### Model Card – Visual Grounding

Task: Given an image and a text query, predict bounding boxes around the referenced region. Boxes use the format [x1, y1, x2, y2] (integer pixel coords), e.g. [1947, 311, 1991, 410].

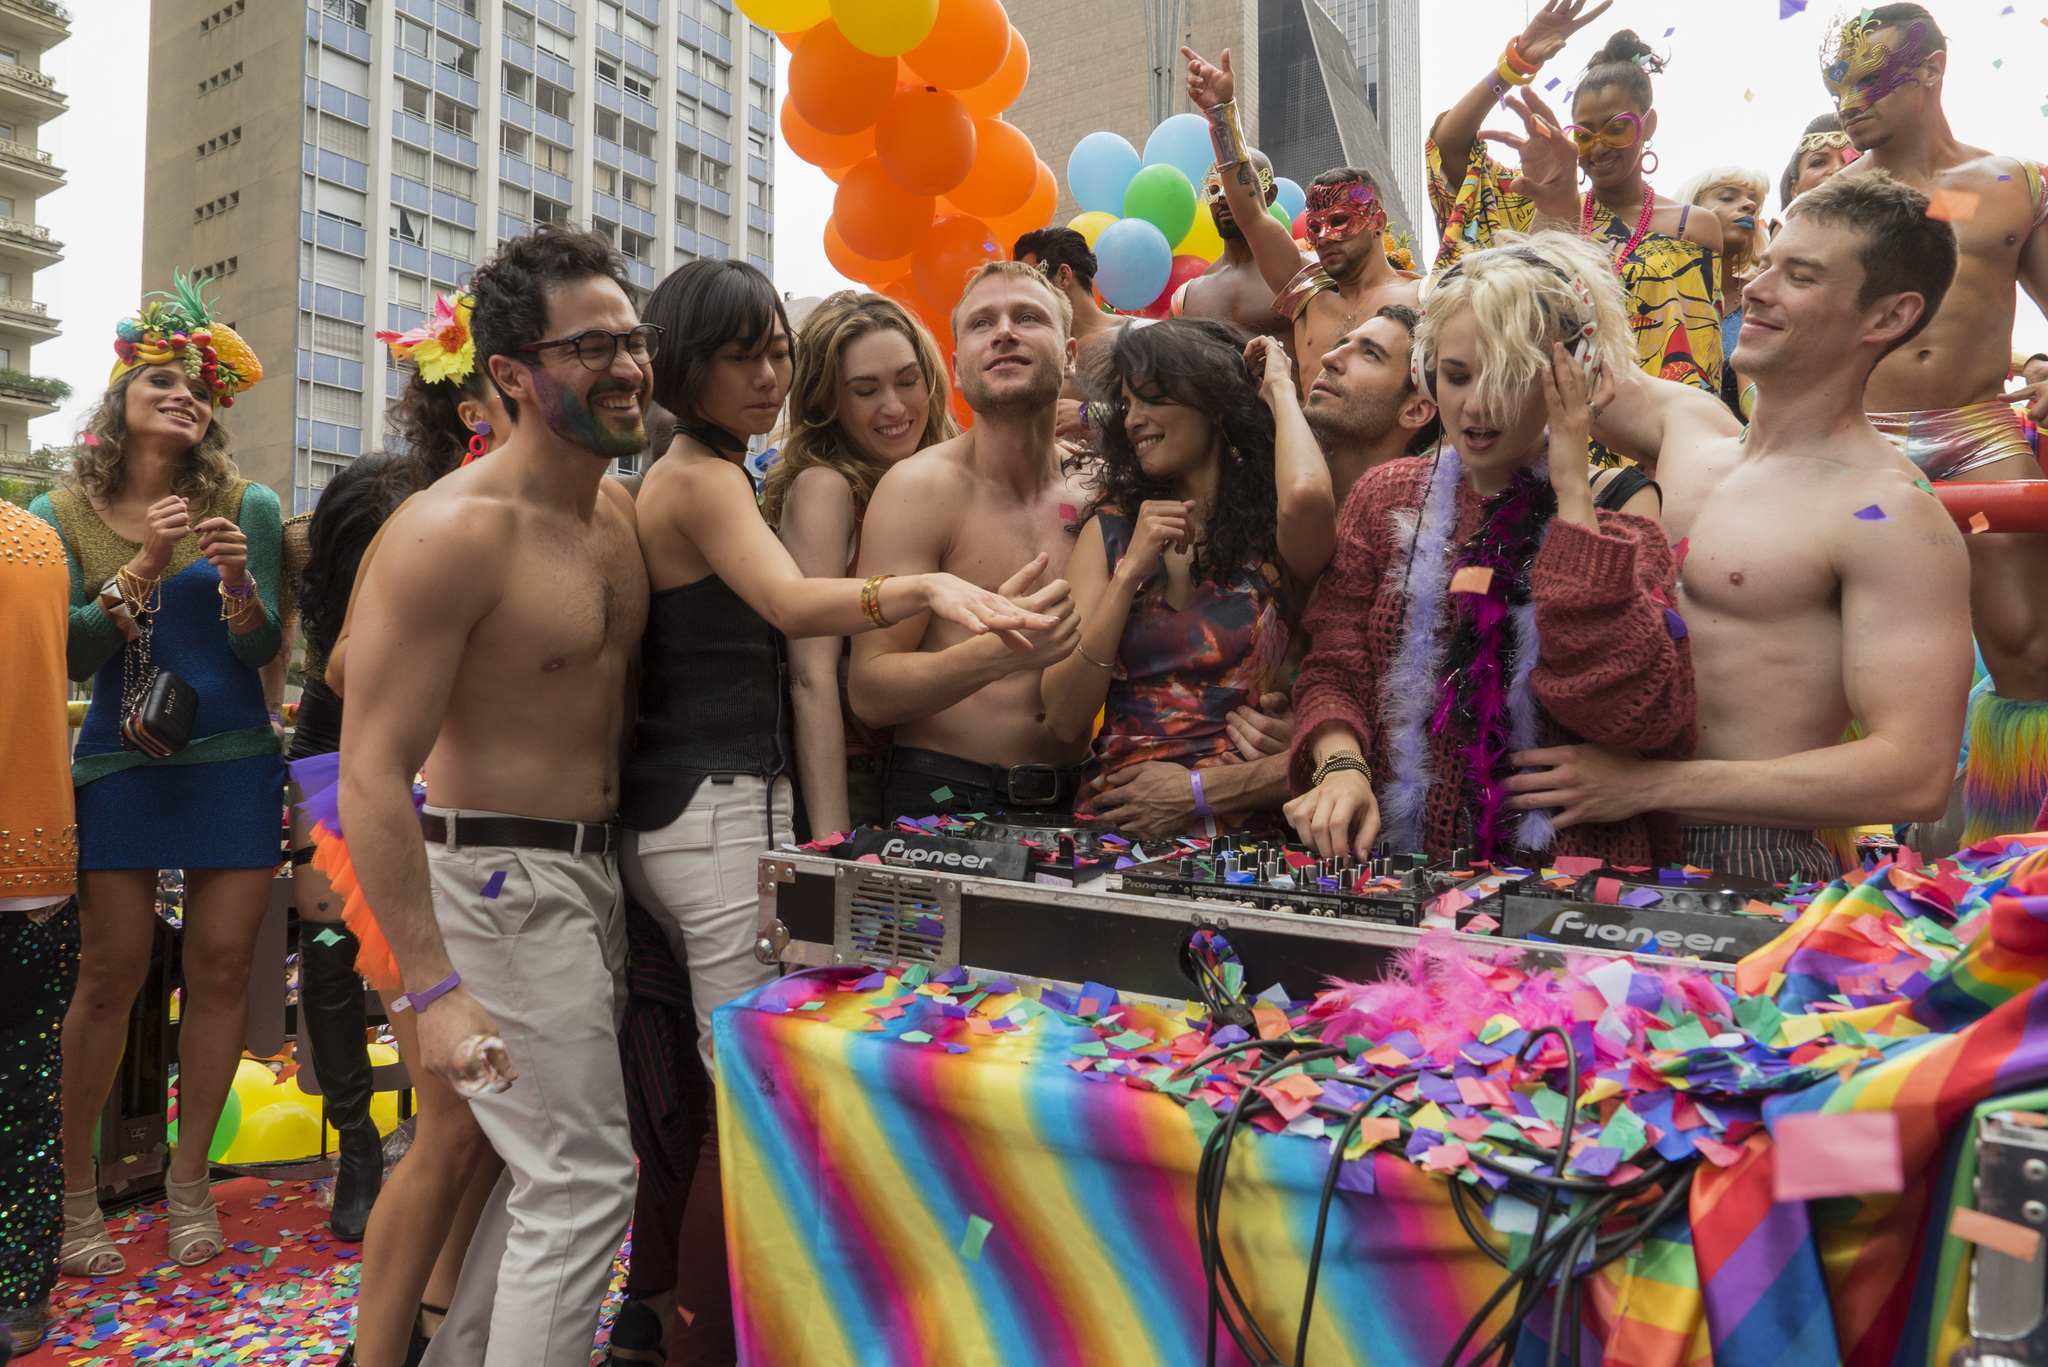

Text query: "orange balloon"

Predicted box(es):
[944, 118, 1036, 219]
[904, 0, 1012, 90]
[948, 381, 974, 430]
[984, 160, 1058, 248]
[790, 21, 896, 135]
[913, 214, 1006, 314]
[777, 26, 810, 51]
[954, 28, 1028, 118]
[875, 87, 976, 196]
[824, 218, 913, 288]
[882, 273, 951, 341]
[780, 94, 877, 169]
[897, 58, 918, 87]
[822, 163, 853, 183]
[835, 158, 938, 260]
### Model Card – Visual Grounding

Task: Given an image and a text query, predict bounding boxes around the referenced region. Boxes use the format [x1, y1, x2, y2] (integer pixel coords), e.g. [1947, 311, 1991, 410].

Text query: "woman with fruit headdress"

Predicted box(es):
[30, 274, 278, 1275]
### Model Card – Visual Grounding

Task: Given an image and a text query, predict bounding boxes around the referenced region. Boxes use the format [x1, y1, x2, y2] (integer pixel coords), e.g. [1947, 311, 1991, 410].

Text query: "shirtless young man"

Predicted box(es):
[849, 261, 1089, 820]
[1504, 172, 1973, 883]
[1825, 3, 2048, 844]
[1181, 47, 1420, 391]
[337, 226, 650, 1366]
[1172, 149, 1290, 342]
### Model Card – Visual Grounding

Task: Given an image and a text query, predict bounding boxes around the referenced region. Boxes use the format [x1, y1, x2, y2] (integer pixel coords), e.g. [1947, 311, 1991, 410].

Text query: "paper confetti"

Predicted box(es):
[1774, 1111, 1904, 1200]
[480, 870, 506, 898]
[311, 927, 345, 947]
[1744, 88, 1755, 102]
[1925, 188, 1981, 222]
[1780, 0, 1807, 14]
[929, 786, 954, 803]
[960, 1213, 995, 1260]
[1544, 77, 1561, 91]
[1970, 511, 1992, 534]
[1448, 565, 1495, 595]
[1994, 58, 2005, 68]
[1853, 504, 1894, 522]
[1952, 1204, 2043, 1261]
[1057, 503, 1078, 522]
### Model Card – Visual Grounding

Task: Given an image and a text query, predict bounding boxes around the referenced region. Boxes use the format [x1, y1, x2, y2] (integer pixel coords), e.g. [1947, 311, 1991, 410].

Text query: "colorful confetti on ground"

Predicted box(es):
[24, 1177, 632, 1365]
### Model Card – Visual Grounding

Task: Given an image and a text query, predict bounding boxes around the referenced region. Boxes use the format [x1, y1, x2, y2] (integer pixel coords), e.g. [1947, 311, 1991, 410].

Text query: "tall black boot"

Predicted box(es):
[299, 924, 382, 1241]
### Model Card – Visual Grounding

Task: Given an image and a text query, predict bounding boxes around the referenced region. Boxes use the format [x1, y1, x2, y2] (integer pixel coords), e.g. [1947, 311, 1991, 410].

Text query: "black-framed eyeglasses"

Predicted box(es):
[517, 324, 663, 371]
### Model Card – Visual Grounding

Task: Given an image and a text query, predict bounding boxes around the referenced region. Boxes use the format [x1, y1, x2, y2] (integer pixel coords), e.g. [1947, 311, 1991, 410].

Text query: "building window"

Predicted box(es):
[504, 7, 534, 43]
[397, 17, 430, 57]
[195, 125, 243, 159]
[676, 44, 696, 75]
[595, 108, 620, 143]
[193, 191, 240, 222]
[319, 0, 365, 30]
[623, 13, 658, 47]
[623, 68, 655, 100]
[591, 217, 620, 248]
[189, 257, 238, 282]
[501, 184, 532, 218]
[675, 144, 697, 178]
[391, 270, 427, 309]
[317, 112, 369, 160]
[702, 58, 729, 91]
[674, 197, 697, 228]
[593, 164, 619, 196]
[596, 55, 620, 87]
[746, 178, 771, 211]
[434, 96, 475, 137]
[747, 226, 767, 256]
[311, 384, 360, 425]
[437, 34, 478, 78]
[702, 158, 729, 191]
[700, 207, 728, 238]
[750, 80, 773, 114]
[675, 98, 696, 128]
[703, 5, 730, 37]
[749, 26, 773, 59]
[746, 132, 766, 160]
[621, 228, 654, 264]
[501, 125, 531, 160]
[534, 81, 572, 120]
[623, 121, 657, 158]
[622, 175, 654, 210]
[312, 316, 363, 357]
[392, 209, 426, 245]
[431, 221, 476, 260]
[398, 81, 429, 119]
[536, 140, 572, 176]
[534, 195, 569, 224]
[198, 62, 244, 95]
[701, 105, 730, 138]
[396, 143, 429, 183]
[536, 23, 572, 60]
[502, 66, 533, 103]
[200, 1, 248, 32]
[433, 158, 476, 199]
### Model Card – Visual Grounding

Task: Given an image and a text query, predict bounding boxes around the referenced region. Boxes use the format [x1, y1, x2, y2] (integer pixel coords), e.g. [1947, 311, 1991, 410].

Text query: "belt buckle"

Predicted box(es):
[1005, 764, 1060, 807]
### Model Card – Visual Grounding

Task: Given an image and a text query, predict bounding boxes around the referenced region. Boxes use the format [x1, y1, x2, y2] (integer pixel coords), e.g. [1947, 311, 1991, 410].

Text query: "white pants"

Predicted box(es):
[622, 774, 793, 1077]
[416, 809, 635, 1367]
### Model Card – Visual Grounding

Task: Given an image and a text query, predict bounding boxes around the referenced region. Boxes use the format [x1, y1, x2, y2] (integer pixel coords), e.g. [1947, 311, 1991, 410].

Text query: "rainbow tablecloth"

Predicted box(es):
[714, 967, 1523, 1367]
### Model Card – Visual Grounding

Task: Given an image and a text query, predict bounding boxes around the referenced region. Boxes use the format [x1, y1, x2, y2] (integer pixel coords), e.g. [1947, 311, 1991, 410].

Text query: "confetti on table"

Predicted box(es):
[479, 870, 505, 898]
[902, 1029, 934, 1044]
[1970, 511, 1992, 534]
[1925, 188, 1981, 222]
[928, 785, 954, 803]
[960, 1213, 994, 1261]
[1853, 504, 1894, 521]
[1448, 565, 1494, 595]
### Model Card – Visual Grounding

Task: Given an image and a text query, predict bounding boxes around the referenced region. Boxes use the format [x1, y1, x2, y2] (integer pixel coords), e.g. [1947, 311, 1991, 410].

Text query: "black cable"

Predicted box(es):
[1294, 1070, 1418, 1367]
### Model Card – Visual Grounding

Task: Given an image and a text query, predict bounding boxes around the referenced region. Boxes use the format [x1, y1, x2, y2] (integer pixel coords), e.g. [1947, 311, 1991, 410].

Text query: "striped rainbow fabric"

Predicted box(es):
[714, 967, 1711, 1367]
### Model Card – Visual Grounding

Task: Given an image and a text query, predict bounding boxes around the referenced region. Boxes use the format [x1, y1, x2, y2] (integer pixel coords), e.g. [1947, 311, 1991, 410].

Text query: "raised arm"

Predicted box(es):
[777, 467, 860, 837]
[337, 499, 515, 1095]
[652, 456, 1039, 642]
[1181, 47, 1309, 296]
[847, 463, 1077, 729]
[1250, 335, 1337, 582]
[1431, 0, 1612, 183]
[1587, 357, 1740, 467]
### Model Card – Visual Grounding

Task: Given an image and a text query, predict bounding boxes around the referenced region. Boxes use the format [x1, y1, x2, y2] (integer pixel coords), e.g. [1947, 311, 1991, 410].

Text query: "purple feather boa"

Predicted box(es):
[1379, 449, 1559, 859]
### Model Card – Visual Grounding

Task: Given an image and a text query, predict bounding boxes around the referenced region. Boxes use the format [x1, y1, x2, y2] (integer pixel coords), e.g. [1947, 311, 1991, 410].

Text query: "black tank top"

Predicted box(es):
[619, 573, 791, 830]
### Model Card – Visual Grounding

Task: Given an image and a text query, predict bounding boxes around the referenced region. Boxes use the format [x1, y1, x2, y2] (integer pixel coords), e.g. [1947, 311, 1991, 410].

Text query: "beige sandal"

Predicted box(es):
[165, 1174, 222, 1266]
[59, 1186, 125, 1277]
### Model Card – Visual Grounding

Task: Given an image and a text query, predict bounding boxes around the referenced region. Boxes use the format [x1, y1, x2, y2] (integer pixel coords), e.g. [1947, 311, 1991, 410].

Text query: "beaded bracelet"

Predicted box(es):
[1312, 751, 1373, 787]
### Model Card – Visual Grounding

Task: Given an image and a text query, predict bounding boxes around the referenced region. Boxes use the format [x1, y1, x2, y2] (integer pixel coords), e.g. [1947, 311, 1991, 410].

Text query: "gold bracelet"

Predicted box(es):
[860, 573, 894, 630]
[117, 566, 164, 618]
[1313, 751, 1372, 787]
[218, 579, 259, 621]
[1204, 98, 1249, 168]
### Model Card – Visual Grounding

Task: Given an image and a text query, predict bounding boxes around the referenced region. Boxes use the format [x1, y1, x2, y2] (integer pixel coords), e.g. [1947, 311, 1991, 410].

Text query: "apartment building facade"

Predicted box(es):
[146, 0, 776, 508]
[0, 0, 67, 473]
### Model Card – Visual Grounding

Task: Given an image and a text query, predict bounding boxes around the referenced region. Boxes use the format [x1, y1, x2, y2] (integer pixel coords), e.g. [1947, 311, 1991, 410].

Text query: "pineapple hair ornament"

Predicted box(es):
[109, 272, 264, 406]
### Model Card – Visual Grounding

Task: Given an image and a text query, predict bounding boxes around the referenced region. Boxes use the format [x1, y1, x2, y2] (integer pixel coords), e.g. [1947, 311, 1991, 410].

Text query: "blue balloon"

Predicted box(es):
[1142, 113, 1215, 189]
[1274, 177, 1306, 222]
[1093, 217, 1174, 311]
[1067, 131, 1142, 217]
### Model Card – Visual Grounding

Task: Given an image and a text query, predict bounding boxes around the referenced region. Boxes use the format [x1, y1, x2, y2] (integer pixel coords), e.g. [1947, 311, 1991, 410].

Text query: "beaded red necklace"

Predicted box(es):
[1581, 185, 1658, 276]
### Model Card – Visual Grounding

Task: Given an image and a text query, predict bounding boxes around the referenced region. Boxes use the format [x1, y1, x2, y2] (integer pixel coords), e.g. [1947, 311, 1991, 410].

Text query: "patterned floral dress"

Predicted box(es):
[1425, 141, 1724, 395]
[1080, 512, 1292, 834]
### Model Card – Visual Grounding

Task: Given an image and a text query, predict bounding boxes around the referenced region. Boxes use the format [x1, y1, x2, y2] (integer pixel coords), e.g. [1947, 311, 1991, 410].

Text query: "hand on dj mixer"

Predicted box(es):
[1078, 760, 1203, 839]
[1283, 765, 1381, 858]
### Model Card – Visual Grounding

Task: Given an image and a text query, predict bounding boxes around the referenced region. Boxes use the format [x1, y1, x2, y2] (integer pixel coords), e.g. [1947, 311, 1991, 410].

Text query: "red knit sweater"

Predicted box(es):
[1287, 457, 1697, 866]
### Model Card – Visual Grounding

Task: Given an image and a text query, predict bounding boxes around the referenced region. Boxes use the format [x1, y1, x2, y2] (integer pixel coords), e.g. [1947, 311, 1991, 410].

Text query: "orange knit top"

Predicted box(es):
[0, 498, 77, 900]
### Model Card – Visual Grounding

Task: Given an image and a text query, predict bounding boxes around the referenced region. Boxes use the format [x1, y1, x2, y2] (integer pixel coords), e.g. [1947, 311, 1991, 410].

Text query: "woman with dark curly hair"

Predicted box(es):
[32, 276, 278, 1275]
[1043, 317, 1337, 836]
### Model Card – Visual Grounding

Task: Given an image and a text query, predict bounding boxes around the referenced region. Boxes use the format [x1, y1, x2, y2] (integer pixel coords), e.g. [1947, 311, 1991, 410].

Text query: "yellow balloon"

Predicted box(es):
[830, 0, 938, 57]
[371, 1090, 401, 1135]
[219, 1101, 323, 1165]
[233, 1058, 289, 1115]
[366, 1042, 400, 1068]
[1175, 203, 1225, 263]
[736, 0, 829, 30]
[1068, 211, 1118, 248]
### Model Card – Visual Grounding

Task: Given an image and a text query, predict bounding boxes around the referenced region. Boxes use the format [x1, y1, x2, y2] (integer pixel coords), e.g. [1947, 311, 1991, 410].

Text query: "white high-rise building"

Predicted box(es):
[145, 0, 777, 510]
[1313, 0, 1426, 242]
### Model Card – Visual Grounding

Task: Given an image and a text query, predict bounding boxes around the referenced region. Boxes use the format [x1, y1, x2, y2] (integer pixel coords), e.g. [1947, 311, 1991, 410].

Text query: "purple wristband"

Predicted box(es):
[1189, 768, 1215, 819]
[391, 970, 461, 1014]
[222, 578, 256, 599]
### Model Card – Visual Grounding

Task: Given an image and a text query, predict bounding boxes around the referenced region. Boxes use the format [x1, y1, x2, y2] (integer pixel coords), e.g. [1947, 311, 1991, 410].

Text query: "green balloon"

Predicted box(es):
[168, 1087, 244, 1163]
[1122, 164, 1197, 250]
[1272, 203, 1296, 234]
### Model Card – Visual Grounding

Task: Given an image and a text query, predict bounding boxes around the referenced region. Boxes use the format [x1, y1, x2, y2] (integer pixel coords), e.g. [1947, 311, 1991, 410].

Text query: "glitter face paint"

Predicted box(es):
[1822, 16, 1930, 116]
[528, 365, 648, 459]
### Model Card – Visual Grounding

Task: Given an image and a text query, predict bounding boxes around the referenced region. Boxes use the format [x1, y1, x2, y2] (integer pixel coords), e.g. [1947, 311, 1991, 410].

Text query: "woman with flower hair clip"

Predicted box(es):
[1283, 232, 1695, 867]
[290, 294, 514, 1367]
[33, 274, 278, 1275]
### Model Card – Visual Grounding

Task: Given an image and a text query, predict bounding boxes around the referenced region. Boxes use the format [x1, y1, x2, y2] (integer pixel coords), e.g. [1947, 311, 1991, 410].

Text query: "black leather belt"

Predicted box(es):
[420, 811, 619, 857]
[888, 746, 1084, 808]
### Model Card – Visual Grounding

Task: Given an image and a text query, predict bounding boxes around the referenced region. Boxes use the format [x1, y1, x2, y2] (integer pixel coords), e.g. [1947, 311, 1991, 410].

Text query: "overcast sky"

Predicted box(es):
[28, 0, 2048, 449]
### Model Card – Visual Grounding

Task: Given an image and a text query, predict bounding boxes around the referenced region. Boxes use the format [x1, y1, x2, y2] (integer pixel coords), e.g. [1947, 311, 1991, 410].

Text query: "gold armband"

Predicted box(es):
[1205, 98, 1248, 169]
